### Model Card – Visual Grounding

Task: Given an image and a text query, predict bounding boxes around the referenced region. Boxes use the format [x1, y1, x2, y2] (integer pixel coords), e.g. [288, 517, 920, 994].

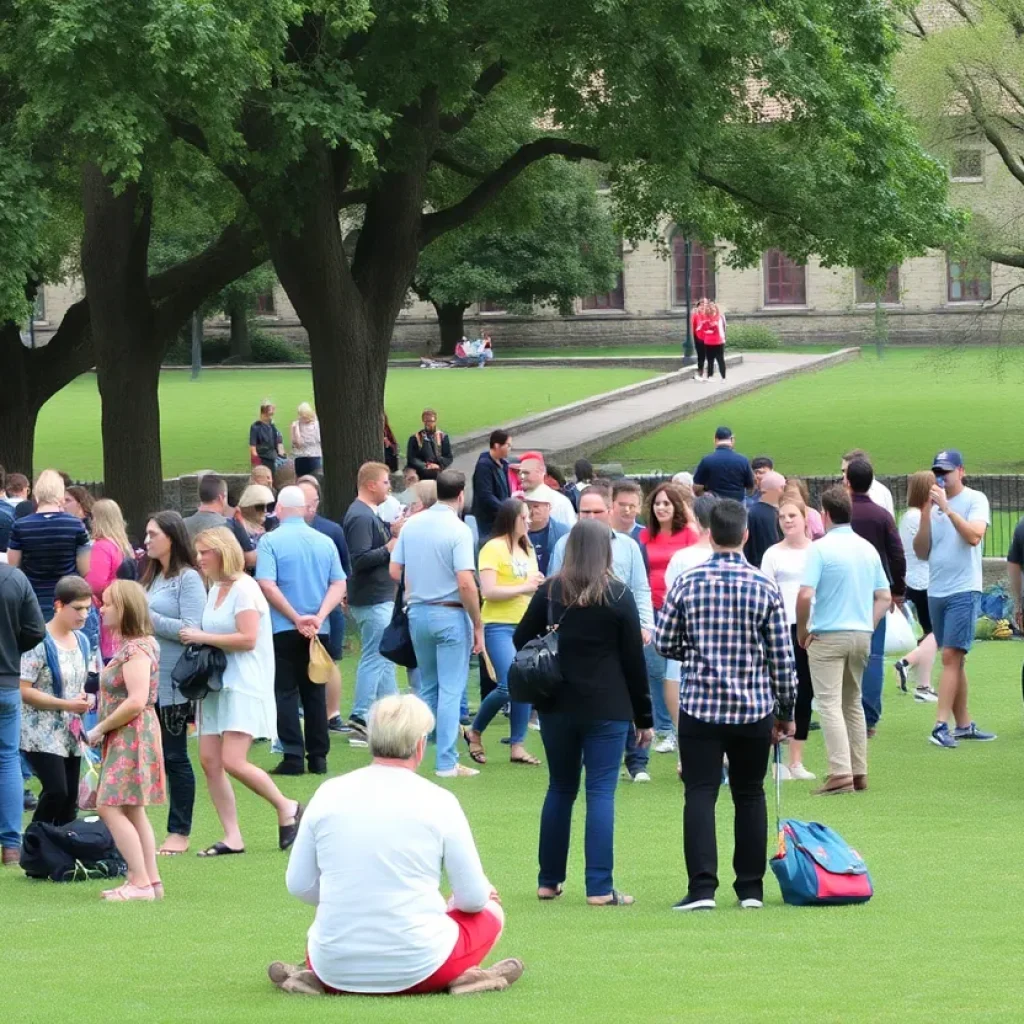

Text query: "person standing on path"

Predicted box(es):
[471, 431, 513, 544]
[407, 409, 454, 481]
[796, 487, 890, 795]
[257, 486, 347, 776]
[743, 471, 785, 569]
[250, 401, 285, 471]
[343, 463, 401, 745]
[693, 428, 755, 504]
[846, 458, 906, 736]
[698, 301, 727, 382]
[655, 500, 796, 911]
[913, 450, 995, 748]
[390, 471, 483, 778]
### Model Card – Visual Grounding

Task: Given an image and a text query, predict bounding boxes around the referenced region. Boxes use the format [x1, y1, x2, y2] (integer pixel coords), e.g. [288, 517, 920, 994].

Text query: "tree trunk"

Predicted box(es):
[435, 302, 468, 356]
[228, 293, 252, 360]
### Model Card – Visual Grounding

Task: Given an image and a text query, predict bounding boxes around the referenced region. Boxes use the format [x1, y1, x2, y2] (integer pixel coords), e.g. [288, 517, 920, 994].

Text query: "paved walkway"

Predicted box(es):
[451, 348, 859, 475]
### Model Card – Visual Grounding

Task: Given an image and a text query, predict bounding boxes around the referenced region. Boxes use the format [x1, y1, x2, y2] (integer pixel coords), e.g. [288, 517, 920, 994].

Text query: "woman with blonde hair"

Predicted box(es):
[236, 484, 275, 541]
[85, 498, 137, 662]
[180, 528, 301, 856]
[85, 580, 164, 901]
[291, 402, 323, 478]
[698, 301, 727, 382]
[784, 478, 824, 540]
[893, 471, 939, 703]
[7, 469, 90, 618]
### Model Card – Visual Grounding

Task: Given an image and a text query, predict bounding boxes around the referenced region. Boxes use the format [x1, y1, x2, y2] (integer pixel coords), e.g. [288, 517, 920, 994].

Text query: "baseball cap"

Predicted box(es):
[523, 484, 558, 505]
[714, 426, 733, 441]
[931, 450, 964, 472]
[276, 485, 307, 509]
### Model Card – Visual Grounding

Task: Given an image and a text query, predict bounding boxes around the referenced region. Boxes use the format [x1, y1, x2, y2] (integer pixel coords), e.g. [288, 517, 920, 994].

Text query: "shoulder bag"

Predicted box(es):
[508, 588, 574, 705]
[171, 643, 226, 702]
[380, 577, 417, 669]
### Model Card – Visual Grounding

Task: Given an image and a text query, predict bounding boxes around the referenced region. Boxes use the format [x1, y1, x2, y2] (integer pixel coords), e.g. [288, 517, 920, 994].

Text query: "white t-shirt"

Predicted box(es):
[899, 508, 929, 591]
[868, 479, 895, 518]
[286, 764, 492, 993]
[664, 543, 713, 591]
[376, 495, 404, 524]
[927, 486, 990, 598]
[202, 574, 276, 702]
[549, 491, 577, 530]
[759, 542, 812, 625]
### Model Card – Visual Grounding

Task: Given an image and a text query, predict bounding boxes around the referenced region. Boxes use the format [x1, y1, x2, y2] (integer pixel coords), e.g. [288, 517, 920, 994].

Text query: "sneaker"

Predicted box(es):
[328, 715, 351, 734]
[914, 686, 939, 703]
[348, 736, 369, 748]
[893, 659, 909, 693]
[929, 723, 958, 748]
[528, 718, 541, 732]
[347, 716, 368, 739]
[773, 762, 792, 781]
[629, 771, 651, 783]
[739, 898, 764, 910]
[673, 896, 716, 911]
[655, 734, 677, 754]
[435, 765, 480, 778]
[788, 763, 816, 781]
[952, 722, 997, 742]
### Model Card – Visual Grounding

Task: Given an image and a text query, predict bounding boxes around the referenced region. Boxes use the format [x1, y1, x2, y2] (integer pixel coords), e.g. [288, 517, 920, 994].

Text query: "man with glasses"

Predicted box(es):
[913, 450, 996, 748]
[183, 473, 257, 571]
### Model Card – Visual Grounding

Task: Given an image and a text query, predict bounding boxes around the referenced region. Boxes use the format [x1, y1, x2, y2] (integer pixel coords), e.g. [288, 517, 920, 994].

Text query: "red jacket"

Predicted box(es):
[691, 311, 725, 346]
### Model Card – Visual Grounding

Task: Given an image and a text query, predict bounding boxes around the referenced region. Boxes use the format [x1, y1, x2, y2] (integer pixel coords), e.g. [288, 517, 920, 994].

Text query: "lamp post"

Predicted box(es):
[682, 235, 695, 364]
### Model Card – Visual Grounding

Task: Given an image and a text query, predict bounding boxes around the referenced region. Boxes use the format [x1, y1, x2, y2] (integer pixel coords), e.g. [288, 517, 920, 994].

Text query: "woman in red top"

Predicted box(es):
[639, 483, 698, 751]
[690, 298, 710, 381]
[699, 301, 727, 382]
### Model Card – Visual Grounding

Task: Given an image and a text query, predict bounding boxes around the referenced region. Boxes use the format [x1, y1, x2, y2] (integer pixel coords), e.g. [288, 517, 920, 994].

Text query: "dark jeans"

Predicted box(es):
[294, 456, 322, 478]
[791, 625, 815, 741]
[159, 704, 195, 837]
[695, 339, 707, 374]
[705, 346, 726, 379]
[623, 724, 649, 775]
[678, 710, 773, 902]
[22, 750, 80, 826]
[537, 714, 629, 897]
[274, 630, 329, 764]
[861, 615, 887, 729]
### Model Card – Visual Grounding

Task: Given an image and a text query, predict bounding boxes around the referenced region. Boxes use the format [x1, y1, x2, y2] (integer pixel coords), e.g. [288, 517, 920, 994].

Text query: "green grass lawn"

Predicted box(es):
[34, 367, 656, 480]
[493, 342, 843, 358]
[4, 642, 1023, 1023]
[597, 346, 1024, 475]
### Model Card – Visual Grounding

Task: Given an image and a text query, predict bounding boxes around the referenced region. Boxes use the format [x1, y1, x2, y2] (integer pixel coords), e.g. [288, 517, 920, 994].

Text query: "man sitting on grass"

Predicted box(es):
[270, 694, 523, 997]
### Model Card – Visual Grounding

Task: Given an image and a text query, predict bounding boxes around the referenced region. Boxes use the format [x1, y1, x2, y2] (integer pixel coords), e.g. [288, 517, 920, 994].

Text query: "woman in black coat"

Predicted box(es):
[513, 519, 653, 907]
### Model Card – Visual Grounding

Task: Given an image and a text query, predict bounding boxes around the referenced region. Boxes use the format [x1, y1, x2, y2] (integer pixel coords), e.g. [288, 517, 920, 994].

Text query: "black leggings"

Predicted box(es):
[22, 750, 80, 826]
[790, 625, 815, 741]
[905, 587, 932, 637]
[695, 340, 707, 375]
[705, 346, 726, 379]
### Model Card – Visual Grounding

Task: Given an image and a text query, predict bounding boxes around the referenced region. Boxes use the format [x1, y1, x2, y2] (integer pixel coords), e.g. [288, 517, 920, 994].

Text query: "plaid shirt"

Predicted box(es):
[654, 551, 797, 724]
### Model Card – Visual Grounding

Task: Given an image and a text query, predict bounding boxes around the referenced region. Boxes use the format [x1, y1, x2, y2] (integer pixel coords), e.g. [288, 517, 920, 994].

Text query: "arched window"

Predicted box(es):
[763, 250, 806, 306]
[671, 234, 716, 306]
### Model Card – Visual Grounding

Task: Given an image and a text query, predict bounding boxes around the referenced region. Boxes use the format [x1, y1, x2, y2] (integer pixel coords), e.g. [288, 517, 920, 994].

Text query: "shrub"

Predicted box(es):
[162, 329, 304, 366]
[248, 330, 305, 363]
[727, 324, 781, 351]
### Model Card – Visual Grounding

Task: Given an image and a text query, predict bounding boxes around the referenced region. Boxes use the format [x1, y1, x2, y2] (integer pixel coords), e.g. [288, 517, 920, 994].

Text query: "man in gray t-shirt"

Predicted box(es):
[182, 475, 256, 570]
[913, 449, 995, 748]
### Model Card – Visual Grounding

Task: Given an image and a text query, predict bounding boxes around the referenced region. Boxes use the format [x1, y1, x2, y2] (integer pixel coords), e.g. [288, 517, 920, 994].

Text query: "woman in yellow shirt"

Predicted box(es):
[466, 499, 545, 766]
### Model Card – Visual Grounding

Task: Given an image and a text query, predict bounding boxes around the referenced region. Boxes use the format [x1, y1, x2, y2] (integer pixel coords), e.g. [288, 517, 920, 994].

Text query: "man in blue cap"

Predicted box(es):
[912, 450, 996, 748]
[692, 427, 755, 504]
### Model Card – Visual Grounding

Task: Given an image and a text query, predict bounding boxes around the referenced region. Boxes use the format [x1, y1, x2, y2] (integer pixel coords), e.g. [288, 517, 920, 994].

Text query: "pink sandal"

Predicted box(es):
[101, 883, 154, 902]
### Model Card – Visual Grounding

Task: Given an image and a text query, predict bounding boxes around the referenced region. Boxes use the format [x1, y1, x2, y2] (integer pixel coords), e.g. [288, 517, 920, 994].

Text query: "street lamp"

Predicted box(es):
[681, 235, 695, 364]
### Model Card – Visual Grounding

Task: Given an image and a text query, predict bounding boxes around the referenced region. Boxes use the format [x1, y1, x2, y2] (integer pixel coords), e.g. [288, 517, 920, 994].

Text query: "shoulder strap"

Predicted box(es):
[42, 632, 63, 699]
[74, 630, 91, 666]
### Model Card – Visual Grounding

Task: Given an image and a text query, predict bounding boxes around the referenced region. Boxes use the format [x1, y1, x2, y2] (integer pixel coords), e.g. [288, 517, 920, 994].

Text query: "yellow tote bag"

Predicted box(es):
[308, 635, 334, 684]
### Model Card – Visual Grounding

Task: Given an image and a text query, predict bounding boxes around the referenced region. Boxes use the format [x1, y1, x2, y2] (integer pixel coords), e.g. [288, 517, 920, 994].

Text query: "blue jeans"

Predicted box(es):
[408, 605, 472, 772]
[645, 643, 674, 734]
[861, 615, 887, 729]
[350, 602, 398, 721]
[0, 689, 23, 850]
[537, 714, 630, 897]
[624, 725, 649, 774]
[471, 624, 530, 744]
[407, 667, 421, 695]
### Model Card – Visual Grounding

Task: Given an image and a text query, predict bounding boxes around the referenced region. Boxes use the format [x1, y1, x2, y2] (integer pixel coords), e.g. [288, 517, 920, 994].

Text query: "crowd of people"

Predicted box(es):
[0, 406, 1005, 996]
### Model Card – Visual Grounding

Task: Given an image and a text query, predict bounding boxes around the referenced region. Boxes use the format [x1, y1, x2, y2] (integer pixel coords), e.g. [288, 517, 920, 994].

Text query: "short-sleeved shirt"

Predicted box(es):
[21, 634, 98, 756]
[182, 510, 255, 554]
[801, 525, 889, 634]
[249, 420, 283, 460]
[392, 503, 475, 606]
[478, 538, 539, 624]
[255, 517, 346, 633]
[8, 512, 90, 614]
[927, 486, 990, 598]
[693, 447, 755, 502]
[1007, 515, 1024, 568]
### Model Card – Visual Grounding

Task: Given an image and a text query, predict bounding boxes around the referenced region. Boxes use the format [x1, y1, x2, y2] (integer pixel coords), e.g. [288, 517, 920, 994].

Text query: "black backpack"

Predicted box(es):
[20, 818, 127, 882]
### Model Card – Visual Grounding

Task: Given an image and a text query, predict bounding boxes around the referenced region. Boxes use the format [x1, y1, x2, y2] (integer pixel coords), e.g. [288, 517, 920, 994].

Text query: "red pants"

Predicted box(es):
[310, 903, 504, 995]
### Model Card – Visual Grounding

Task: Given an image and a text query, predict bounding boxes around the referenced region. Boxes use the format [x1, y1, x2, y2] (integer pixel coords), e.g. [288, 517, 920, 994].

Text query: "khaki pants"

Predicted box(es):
[807, 631, 871, 777]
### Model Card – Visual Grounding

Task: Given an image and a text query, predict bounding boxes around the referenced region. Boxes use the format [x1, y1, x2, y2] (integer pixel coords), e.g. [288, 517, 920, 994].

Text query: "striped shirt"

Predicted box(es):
[8, 512, 89, 614]
[654, 551, 797, 724]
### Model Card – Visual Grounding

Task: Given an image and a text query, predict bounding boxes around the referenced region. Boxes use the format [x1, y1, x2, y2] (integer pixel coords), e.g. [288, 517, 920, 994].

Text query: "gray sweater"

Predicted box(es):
[343, 499, 397, 606]
[146, 568, 207, 706]
[0, 564, 45, 689]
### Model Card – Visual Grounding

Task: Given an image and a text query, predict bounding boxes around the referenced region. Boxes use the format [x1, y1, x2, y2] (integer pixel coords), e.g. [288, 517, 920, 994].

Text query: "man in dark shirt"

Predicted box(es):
[743, 471, 784, 568]
[343, 461, 401, 740]
[406, 409, 453, 481]
[183, 474, 257, 571]
[846, 458, 906, 736]
[249, 401, 284, 470]
[693, 427, 755, 503]
[525, 487, 570, 575]
[471, 430, 512, 542]
[744, 456, 774, 509]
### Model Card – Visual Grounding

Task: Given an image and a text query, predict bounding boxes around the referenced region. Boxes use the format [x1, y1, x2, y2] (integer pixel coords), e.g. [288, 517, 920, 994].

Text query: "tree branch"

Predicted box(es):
[984, 251, 1024, 269]
[695, 170, 817, 243]
[438, 62, 509, 134]
[431, 150, 487, 178]
[421, 138, 601, 244]
[956, 74, 1024, 187]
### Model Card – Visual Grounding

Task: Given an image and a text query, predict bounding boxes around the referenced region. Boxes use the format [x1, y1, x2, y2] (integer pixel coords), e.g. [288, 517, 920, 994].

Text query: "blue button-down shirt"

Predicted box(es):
[801, 525, 889, 633]
[255, 517, 346, 634]
[391, 503, 476, 605]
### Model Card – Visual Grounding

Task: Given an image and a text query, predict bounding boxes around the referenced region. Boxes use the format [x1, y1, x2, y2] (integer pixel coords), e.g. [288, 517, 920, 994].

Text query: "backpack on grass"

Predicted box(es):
[20, 818, 126, 883]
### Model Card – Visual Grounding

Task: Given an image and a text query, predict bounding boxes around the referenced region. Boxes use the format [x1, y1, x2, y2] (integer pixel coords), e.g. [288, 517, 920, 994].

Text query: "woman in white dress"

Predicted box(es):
[179, 527, 301, 857]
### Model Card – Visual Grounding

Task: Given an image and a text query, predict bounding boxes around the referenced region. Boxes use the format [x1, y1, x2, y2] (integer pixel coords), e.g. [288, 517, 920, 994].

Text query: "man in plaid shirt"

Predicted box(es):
[655, 499, 797, 911]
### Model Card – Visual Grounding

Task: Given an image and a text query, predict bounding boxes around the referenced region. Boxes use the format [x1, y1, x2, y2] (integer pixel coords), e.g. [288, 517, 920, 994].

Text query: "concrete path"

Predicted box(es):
[451, 348, 859, 476]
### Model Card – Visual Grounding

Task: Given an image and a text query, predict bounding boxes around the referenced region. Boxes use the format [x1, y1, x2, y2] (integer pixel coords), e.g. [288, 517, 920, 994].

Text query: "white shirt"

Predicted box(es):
[868, 479, 895, 518]
[376, 495, 404, 524]
[286, 764, 492, 993]
[665, 543, 713, 591]
[759, 542, 812, 625]
[549, 491, 577, 530]
[899, 508, 929, 591]
[202, 574, 276, 704]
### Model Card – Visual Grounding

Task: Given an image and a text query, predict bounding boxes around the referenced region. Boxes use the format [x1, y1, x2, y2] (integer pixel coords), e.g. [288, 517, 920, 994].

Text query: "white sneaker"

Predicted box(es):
[739, 898, 764, 910]
[914, 686, 939, 703]
[788, 763, 816, 781]
[435, 765, 480, 778]
[773, 762, 792, 781]
[655, 734, 677, 754]
[348, 737, 369, 748]
[528, 718, 541, 731]
[630, 771, 651, 783]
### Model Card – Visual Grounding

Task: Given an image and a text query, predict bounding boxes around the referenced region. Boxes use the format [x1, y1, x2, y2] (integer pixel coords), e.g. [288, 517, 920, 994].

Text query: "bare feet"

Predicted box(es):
[267, 962, 325, 996]
[449, 959, 524, 995]
[157, 833, 189, 856]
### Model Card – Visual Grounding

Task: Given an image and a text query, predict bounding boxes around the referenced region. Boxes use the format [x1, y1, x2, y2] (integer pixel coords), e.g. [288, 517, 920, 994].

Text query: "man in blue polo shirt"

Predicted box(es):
[257, 486, 347, 776]
[693, 427, 755, 503]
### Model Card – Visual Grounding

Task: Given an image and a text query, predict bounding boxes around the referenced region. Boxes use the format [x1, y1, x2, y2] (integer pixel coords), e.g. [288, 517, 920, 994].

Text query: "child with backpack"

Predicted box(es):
[19, 576, 98, 826]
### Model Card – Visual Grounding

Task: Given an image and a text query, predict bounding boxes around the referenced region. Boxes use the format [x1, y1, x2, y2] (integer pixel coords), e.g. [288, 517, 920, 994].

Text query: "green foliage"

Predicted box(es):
[163, 329, 303, 366]
[725, 325, 781, 351]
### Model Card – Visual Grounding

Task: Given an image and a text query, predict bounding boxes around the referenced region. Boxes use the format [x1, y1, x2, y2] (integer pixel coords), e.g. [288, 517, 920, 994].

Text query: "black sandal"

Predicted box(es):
[537, 886, 563, 901]
[588, 890, 634, 906]
[197, 842, 245, 858]
[279, 801, 304, 851]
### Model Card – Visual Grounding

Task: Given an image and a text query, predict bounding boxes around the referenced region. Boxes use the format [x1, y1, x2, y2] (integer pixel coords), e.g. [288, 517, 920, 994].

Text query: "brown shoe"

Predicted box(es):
[866, 727, 877, 739]
[853, 775, 868, 791]
[813, 774, 855, 795]
[2, 847, 20, 866]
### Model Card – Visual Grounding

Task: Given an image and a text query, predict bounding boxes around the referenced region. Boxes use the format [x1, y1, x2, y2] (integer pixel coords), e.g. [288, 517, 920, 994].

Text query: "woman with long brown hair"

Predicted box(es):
[514, 519, 653, 906]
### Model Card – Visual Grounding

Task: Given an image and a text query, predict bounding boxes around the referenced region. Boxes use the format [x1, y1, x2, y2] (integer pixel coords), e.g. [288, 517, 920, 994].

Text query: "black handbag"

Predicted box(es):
[508, 590, 573, 705]
[380, 578, 418, 669]
[171, 643, 226, 701]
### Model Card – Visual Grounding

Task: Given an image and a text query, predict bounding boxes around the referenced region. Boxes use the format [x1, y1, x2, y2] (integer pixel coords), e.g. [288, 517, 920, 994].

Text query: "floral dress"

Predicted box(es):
[97, 636, 165, 807]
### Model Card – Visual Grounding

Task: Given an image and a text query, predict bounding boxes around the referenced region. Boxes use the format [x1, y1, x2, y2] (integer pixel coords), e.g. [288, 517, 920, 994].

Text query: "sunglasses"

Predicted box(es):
[247, 503, 269, 512]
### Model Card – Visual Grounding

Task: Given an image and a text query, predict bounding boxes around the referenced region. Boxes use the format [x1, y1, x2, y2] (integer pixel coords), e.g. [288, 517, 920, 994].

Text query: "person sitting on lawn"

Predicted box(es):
[271, 694, 523, 996]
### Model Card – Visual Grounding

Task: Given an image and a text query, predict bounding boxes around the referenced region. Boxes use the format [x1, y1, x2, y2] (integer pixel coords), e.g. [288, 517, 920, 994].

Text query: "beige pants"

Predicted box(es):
[807, 631, 870, 777]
